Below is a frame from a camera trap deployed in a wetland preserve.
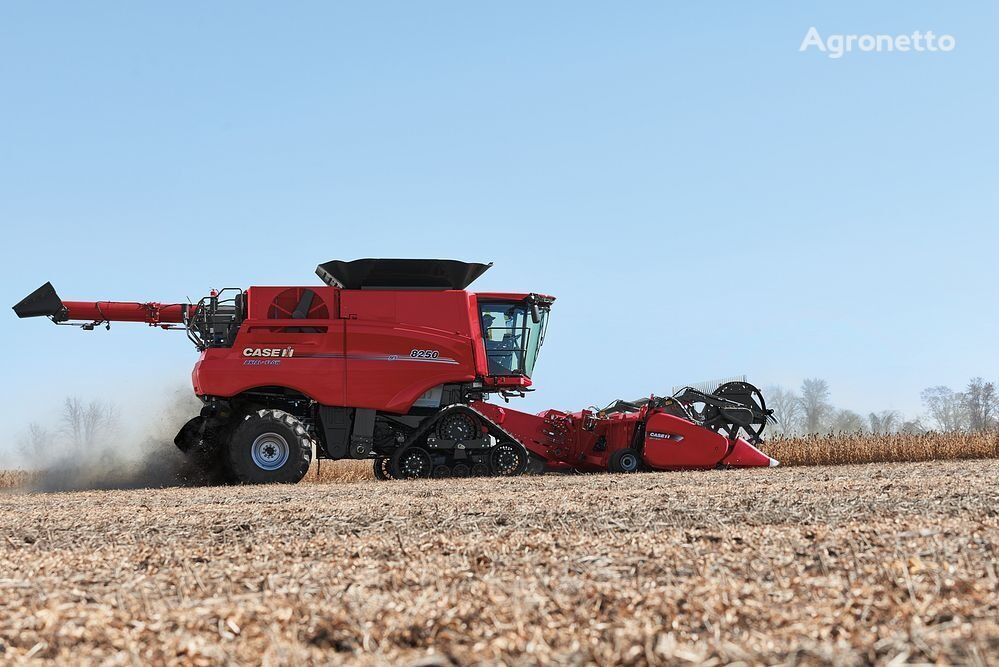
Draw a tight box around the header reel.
[599,381,774,444]
[667,381,774,443]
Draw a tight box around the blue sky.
[1,2,996,446]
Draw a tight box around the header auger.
[14,258,776,484]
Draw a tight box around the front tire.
[227,410,313,484]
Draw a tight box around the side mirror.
[530,302,541,324]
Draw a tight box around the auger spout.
[13,282,190,328]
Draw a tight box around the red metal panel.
[473,401,567,461]
[468,293,489,377]
[63,301,187,324]
[642,413,730,470]
[192,286,347,403]
[341,290,477,413]
[721,438,779,467]
[194,288,480,410]
[192,319,348,405]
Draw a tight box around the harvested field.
[309,431,999,478]
[306,459,375,484]
[0,459,376,492]
[1,460,997,665]
[5,432,998,492]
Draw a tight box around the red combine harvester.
[13,259,776,483]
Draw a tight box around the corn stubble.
[4,431,997,491]
[0,457,997,663]
[1,435,997,664]
[305,429,999,482]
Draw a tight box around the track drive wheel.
[490,441,530,476]
[227,410,313,484]
[436,412,480,441]
[608,448,641,473]
[390,445,433,479]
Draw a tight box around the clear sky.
[1,2,996,450]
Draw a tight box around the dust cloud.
[16,389,221,492]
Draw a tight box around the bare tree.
[868,410,901,434]
[964,378,998,431]
[61,397,119,450]
[898,418,926,435]
[920,386,967,432]
[17,423,51,467]
[799,378,832,434]
[830,409,866,434]
[765,386,804,436]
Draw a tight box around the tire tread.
[227,409,313,484]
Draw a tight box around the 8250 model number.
[410,349,440,359]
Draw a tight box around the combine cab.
[14,258,776,484]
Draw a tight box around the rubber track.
[394,403,530,476]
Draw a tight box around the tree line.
[17,397,120,466]
[766,377,998,436]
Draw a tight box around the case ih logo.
[243,347,295,358]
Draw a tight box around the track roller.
[390,445,433,479]
[373,457,395,481]
[490,441,530,476]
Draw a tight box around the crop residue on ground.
[1,459,997,664]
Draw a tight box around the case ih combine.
[14,259,777,483]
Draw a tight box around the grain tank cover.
[316,258,492,290]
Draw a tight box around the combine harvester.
[13,259,777,483]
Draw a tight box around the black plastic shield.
[13,282,66,319]
[316,258,492,290]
